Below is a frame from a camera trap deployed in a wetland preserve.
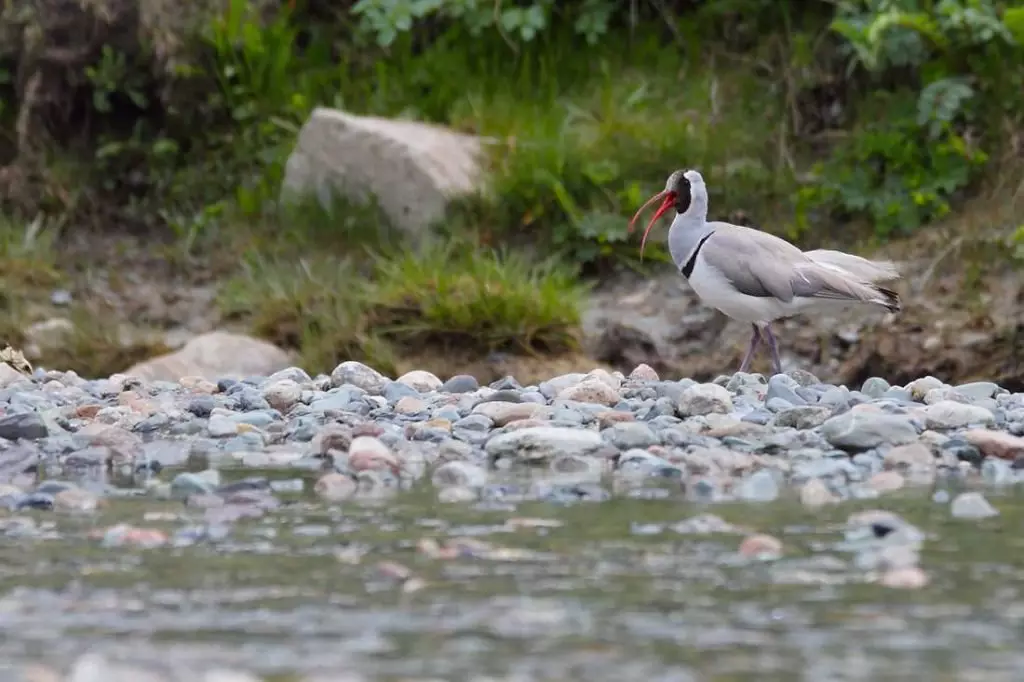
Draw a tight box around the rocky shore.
[2,358,1023,680]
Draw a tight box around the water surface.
[1,474,1023,681]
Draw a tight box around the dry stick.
[14,70,41,158]
[916,235,964,296]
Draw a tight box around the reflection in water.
[0,482,1021,681]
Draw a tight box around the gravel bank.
[1,361,1022,680]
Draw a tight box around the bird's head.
[628,169,702,259]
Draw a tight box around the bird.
[628,169,901,376]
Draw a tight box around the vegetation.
[1,0,1023,377]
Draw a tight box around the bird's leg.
[737,324,762,373]
[763,324,782,375]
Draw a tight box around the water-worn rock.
[922,401,995,429]
[821,411,918,450]
[485,427,605,463]
[472,401,550,426]
[677,383,733,416]
[331,361,388,393]
[262,379,303,413]
[963,429,1024,460]
[556,378,620,406]
[950,492,999,519]
[396,370,443,393]
[125,331,291,381]
[882,443,935,472]
[0,412,48,440]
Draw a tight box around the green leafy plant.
[798,89,987,236]
[810,0,1023,236]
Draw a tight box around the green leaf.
[1004,7,1024,45]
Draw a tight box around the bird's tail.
[804,249,901,284]
[871,285,901,313]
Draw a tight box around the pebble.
[950,492,999,519]
[677,383,733,416]
[923,401,995,429]
[0,362,1019,586]
[821,411,918,450]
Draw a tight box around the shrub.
[800,0,1024,237]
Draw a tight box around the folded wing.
[701,224,901,311]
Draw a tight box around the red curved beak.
[628,190,676,260]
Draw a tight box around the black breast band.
[681,232,714,278]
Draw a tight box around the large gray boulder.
[281,108,485,240]
[124,331,292,381]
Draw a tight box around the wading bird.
[629,169,901,375]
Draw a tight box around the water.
[1,474,1023,681]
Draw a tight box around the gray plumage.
[630,168,902,375]
[699,225,901,311]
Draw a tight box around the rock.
[538,373,587,398]
[281,107,484,240]
[347,436,401,473]
[440,374,479,393]
[314,473,357,501]
[170,471,219,499]
[54,488,102,514]
[331,361,388,393]
[472,401,550,426]
[735,469,779,502]
[603,422,658,450]
[867,471,905,493]
[950,492,999,519]
[431,461,487,488]
[962,429,1024,460]
[980,457,1015,485]
[396,370,442,393]
[880,566,929,589]
[485,427,605,463]
[0,362,25,387]
[821,412,918,450]
[394,396,427,415]
[883,443,935,472]
[738,533,783,559]
[954,381,1001,400]
[261,379,303,413]
[628,364,659,381]
[22,317,74,359]
[774,405,833,429]
[125,332,291,382]
[860,377,890,398]
[556,378,621,406]
[677,383,733,416]
[800,478,840,508]
[923,401,994,429]
[0,412,48,440]
[74,423,143,464]
[906,376,945,401]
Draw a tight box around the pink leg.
[737,324,762,373]
[763,324,782,375]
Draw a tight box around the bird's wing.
[701,224,888,304]
[803,249,901,284]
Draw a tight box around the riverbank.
[1,359,1023,678]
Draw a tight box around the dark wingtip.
[876,286,901,313]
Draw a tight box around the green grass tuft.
[217,235,586,376]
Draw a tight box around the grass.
[217,233,588,376]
